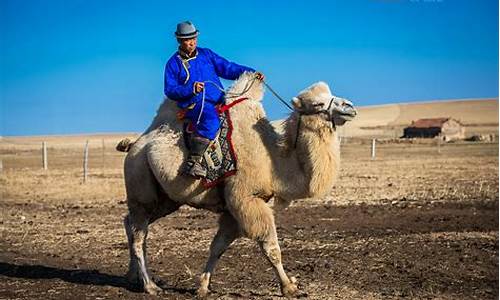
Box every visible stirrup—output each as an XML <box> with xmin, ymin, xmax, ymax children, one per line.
<box><xmin>181</xmin><ymin>159</ymin><xmax>207</xmax><ymax>178</ymax></box>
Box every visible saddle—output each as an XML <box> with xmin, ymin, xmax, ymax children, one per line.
<box><xmin>182</xmin><ymin>99</ymin><xmax>246</xmax><ymax>188</ymax></box>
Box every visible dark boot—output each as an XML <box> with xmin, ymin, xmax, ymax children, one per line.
<box><xmin>181</xmin><ymin>135</ymin><xmax>210</xmax><ymax>178</ymax></box>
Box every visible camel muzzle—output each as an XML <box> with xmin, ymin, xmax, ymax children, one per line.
<box><xmin>329</xmin><ymin>96</ymin><xmax>357</xmax><ymax>126</ymax></box>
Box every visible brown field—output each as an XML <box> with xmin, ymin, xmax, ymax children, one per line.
<box><xmin>341</xmin><ymin>98</ymin><xmax>499</xmax><ymax>138</ymax></box>
<box><xmin>0</xmin><ymin>133</ymin><xmax>498</xmax><ymax>300</ymax></box>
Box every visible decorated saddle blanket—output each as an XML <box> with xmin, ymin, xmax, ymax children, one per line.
<box><xmin>182</xmin><ymin>106</ymin><xmax>239</xmax><ymax>189</ymax></box>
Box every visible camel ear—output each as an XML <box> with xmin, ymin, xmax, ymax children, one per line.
<box><xmin>291</xmin><ymin>97</ymin><xmax>302</xmax><ymax>109</ymax></box>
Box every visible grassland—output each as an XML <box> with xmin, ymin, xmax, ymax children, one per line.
<box><xmin>0</xmin><ymin>133</ymin><xmax>498</xmax><ymax>299</ymax></box>
<box><xmin>341</xmin><ymin>98</ymin><xmax>498</xmax><ymax>138</ymax></box>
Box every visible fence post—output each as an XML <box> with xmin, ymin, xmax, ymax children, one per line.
<box><xmin>0</xmin><ymin>159</ymin><xmax>3</xmax><ymax>173</ymax></box>
<box><xmin>371</xmin><ymin>138</ymin><xmax>376</xmax><ymax>159</ymax></box>
<box><xmin>42</xmin><ymin>141</ymin><xmax>48</xmax><ymax>170</ymax></box>
<box><xmin>83</xmin><ymin>140</ymin><xmax>89</xmax><ymax>183</ymax></box>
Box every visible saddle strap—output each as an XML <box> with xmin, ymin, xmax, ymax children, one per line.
<box><xmin>178</xmin><ymin>98</ymin><xmax>247</xmax><ymax>121</ymax></box>
<box><xmin>217</xmin><ymin>97</ymin><xmax>248</xmax><ymax>113</ymax></box>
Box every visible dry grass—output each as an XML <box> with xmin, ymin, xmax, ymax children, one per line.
<box><xmin>1</xmin><ymin>135</ymin><xmax>497</xmax><ymax>206</ymax></box>
<box><xmin>326</xmin><ymin>141</ymin><xmax>499</xmax><ymax>206</ymax></box>
<box><xmin>341</xmin><ymin>98</ymin><xmax>498</xmax><ymax>138</ymax></box>
<box><xmin>0</xmin><ymin>135</ymin><xmax>498</xmax><ymax>299</ymax></box>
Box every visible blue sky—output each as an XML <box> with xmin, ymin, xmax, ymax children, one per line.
<box><xmin>1</xmin><ymin>0</ymin><xmax>498</xmax><ymax>136</ymax></box>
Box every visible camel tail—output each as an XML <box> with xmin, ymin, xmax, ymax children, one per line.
<box><xmin>116</xmin><ymin>138</ymin><xmax>134</xmax><ymax>152</ymax></box>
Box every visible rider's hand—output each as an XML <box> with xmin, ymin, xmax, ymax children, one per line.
<box><xmin>194</xmin><ymin>81</ymin><xmax>205</xmax><ymax>94</ymax></box>
<box><xmin>255</xmin><ymin>72</ymin><xmax>265</xmax><ymax>81</ymax></box>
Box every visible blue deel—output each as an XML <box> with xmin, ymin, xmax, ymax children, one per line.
<box><xmin>164</xmin><ymin>47</ymin><xmax>255</xmax><ymax>140</ymax></box>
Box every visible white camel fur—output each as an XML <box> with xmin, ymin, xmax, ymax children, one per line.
<box><xmin>122</xmin><ymin>72</ymin><xmax>355</xmax><ymax>297</ymax></box>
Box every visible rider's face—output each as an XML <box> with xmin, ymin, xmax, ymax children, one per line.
<box><xmin>178</xmin><ymin>37</ymin><xmax>197</xmax><ymax>55</ymax></box>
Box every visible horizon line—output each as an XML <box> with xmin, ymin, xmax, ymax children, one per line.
<box><xmin>1</xmin><ymin>96</ymin><xmax>498</xmax><ymax>138</ymax></box>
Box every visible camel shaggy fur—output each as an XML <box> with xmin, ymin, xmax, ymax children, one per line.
<box><xmin>122</xmin><ymin>72</ymin><xmax>353</xmax><ymax>297</ymax></box>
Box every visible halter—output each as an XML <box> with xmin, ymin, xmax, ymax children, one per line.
<box><xmin>199</xmin><ymin>77</ymin><xmax>343</xmax><ymax>150</ymax></box>
<box><xmin>293</xmin><ymin>97</ymin><xmax>336</xmax><ymax>148</ymax></box>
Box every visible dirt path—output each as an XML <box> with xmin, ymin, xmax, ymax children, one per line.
<box><xmin>0</xmin><ymin>200</ymin><xmax>497</xmax><ymax>300</ymax></box>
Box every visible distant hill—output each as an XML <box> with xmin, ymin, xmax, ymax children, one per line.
<box><xmin>339</xmin><ymin>98</ymin><xmax>498</xmax><ymax>138</ymax></box>
<box><xmin>2</xmin><ymin>98</ymin><xmax>497</xmax><ymax>141</ymax></box>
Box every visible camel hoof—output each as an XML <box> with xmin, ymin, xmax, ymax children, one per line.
<box><xmin>196</xmin><ymin>287</ymin><xmax>210</xmax><ymax>298</ymax></box>
<box><xmin>144</xmin><ymin>282</ymin><xmax>163</xmax><ymax>295</ymax></box>
<box><xmin>282</xmin><ymin>283</ymin><xmax>299</xmax><ymax>298</ymax></box>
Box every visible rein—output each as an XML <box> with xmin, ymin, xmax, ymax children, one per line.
<box><xmin>199</xmin><ymin>77</ymin><xmax>337</xmax><ymax>150</ymax></box>
<box><xmin>195</xmin><ymin>77</ymin><xmax>258</xmax><ymax>124</ymax></box>
<box><xmin>262</xmin><ymin>82</ymin><xmax>336</xmax><ymax>149</ymax></box>
<box><xmin>263</xmin><ymin>81</ymin><xmax>294</xmax><ymax>112</ymax></box>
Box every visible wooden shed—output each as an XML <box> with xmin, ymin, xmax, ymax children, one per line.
<box><xmin>403</xmin><ymin>118</ymin><xmax>465</xmax><ymax>141</ymax></box>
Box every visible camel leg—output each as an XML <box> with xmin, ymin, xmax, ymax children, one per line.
<box><xmin>124</xmin><ymin>198</ymin><xmax>180</xmax><ymax>295</ymax></box>
<box><xmin>197</xmin><ymin>212</ymin><xmax>240</xmax><ymax>297</ymax></box>
<box><xmin>124</xmin><ymin>215</ymin><xmax>139</xmax><ymax>284</ymax></box>
<box><xmin>258</xmin><ymin>227</ymin><xmax>298</xmax><ymax>298</ymax></box>
<box><xmin>124</xmin><ymin>209</ymin><xmax>162</xmax><ymax>295</ymax></box>
<box><xmin>227</xmin><ymin>195</ymin><xmax>299</xmax><ymax>297</ymax></box>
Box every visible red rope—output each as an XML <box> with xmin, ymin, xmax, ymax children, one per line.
<box><xmin>217</xmin><ymin>97</ymin><xmax>248</xmax><ymax>113</ymax></box>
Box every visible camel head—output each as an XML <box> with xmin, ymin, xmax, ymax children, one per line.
<box><xmin>292</xmin><ymin>82</ymin><xmax>357</xmax><ymax>127</ymax></box>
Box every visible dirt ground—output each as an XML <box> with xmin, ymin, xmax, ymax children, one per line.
<box><xmin>0</xmin><ymin>138</ymin><xmax>498</xmax><ymax>299</ymax></box>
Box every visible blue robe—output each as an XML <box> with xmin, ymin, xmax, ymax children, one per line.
<box><xmin>164</xmin><ymin>47</ymin><xmax>254</xmax><ymax>140</ymax></box>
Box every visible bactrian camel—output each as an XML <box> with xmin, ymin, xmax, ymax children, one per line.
<box><xmin>121</xmin><ymin>72</ymin><xmax>356</xmax><ymax>297</ymax></box>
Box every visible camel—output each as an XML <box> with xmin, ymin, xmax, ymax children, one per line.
<box><xmin>121</xmin><ymin>72</ymin><xmax>356</xmax><ymax>297</ymax></box>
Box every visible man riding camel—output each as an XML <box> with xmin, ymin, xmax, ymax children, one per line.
<box><xmin>164</xmin><ymin>21</ymin><xmax>264</xmax><ymax>178</ymax></box>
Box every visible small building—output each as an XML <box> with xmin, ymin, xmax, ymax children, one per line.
<box><xmin>403</xmin><ymin>118</ymin><xmax>465</xmax><ymax>141</ymax></box>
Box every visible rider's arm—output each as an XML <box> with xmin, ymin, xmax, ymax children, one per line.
<box><xmin>164</xmin><ymin>61</ymin><xmax>194</xmax><ymax>101</ymax></box>
<box><xmin>206</xmin><ymin>48</ymin><xmax>255</xmax><ymax>80</ymax></box>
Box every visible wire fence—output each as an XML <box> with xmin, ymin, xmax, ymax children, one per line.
<box><xmin>0</xmin><ymin>138</ymin><xmax>129</xmax><ymax>174</ymax></box>
<box><xmin>2</xmin><ymin>136</ymin><xmax>497</xmax><ymax>177</ymax></box>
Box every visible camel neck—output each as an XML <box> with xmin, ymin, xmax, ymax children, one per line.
<box><xmin>280</xmin><ymin>114</ymin><xmax>339</xmax><ymax>200</ymax></box>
